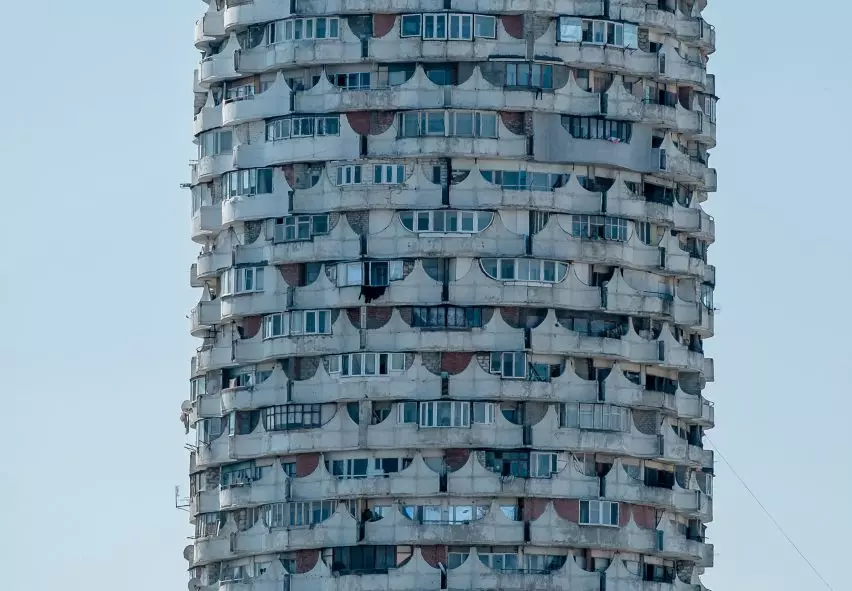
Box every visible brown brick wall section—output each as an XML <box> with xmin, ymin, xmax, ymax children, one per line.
<box><xmin>345</xmin><ymin>111</ymin><xmax>372</xmax><ymax>135</ymax></box>
<box><xmin>554</xmin><ymin>499</ymin><xmax>580</xmax><ymax>522</ymax></box>
<box><xmin>372</xmin><ymin>14</ymin><xmax>396</xmax><ymax>38</ymax></box>
<box><xmin>500</xmin><ymin>111</ymin><xmax>526</xmax><ymax>136</ymax></box>
<box><xmin>629</xmin><ymin>504</ymin><xmax>658</xmax><ymax>529</ymax></box>
<box><xmin>442</xmin><ymin>352</ymin><xmax>473</xmax><ymax>375</ymax></box>
<box><xmin>365</xmin><ymin>307</ymin><xmax>393</xmax><ymax>329</ymax></box>
<box><xmin>398</xmin><ymin>307</ymin><xmax>413</xmax><ymax>325</ymax></box>
<box><xmin>420</xmin><ymin>545</ymin><xmax>447</xmax><ymax>568</ymax></box>
<box><xmin>346</xmin><ymin>308</ymin><xmax>361</xmax><ymax>328</ymax></box>
<box><xmin>295</xmin><ymin>453</ymin><xmax>320</xmax><ymax>477</ymax></box>
<box><xmin>278</xmin><ymin>264</ymin><xmax>303</xmax><ymax>287</ymax></box>
<box><xmin>295</xmin><ymin>550</ymin><xmax>318</xmax><ymax>574</ymax></box>
<box><xmin>524</xmin><ymin>498</ymin><xmax>549</xmax><ymax>521</ymax></box>
<box><xmin>500</xmin><ymin>306</ymin><xmax>522</xmax><ymax>328</ymax></box>
<box><xmin>444</xmin><ymin>449</ymin><xmax>470</xmax><ymax>470</ymax></box>
<box><xmin>240</xmin><ymin>316</ymin><xmax>262</xmax><ymax>339</ymax></box>
<box><xmin>345</xmin><ymin>210</ymin><xmax>369</xmax><ymax>235</ymax></box>
<box><xmin>500</xmin><ymin>15</ymin><xmax>524</xmax><ymax>38</ymax></box>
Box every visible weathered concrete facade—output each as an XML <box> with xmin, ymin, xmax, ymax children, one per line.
<box><xmin>184</xmin><ymin>0</ymin><xmax>718</xmax><ymax>588</ymax></box>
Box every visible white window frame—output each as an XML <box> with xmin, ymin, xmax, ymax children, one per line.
<box><xmin>223</xmin><ymin>168</ymin><xmax>273</xmax><ymax>198</ymax></box>
<box><xmin>337</xmin><ymin>165</ymin><xmax>363</xmax><ymax>186</ymax></box>
<box><xmin>268</xmin><ymin>17</ymin><xmax>340</xmax><ymax>43</ymax></box>
<box><xmin>530</xmin><ymin>452</ymin><xmax>558</xmax><ymax>477</ymax></box>
<box><xmin>263</xmin><ymin>313</ymin><xmax>288</xmax><ymax>339</ymax></box>
<box><xmin>480</xmin><ymin>258</ymin><xmax>568</xmax><ymax>283</ymax></box>
<box><xmin>291</xmin><ymin>309</ymin><xmax>331</xmax><ymax>335</ymax></box>
<box><xmin>198</xmin><ymin>129</ymin><xmax>233</xmax><ymax>158</ymax></box>
<box><xmin>580</xmin><ymin>500</ymin><xmax>620</xmax><ymax>527</ymax></box>
<box><xmin>422</xmin><ymin>13</ymin><xmax>448</xmax><ymax>39</ymax></box>
<box><xmin>288</xmin><ymin>500</ymin><xmax>334</xmax><ymax>527</ymax></box>
<box><xmin>560</xmin><ymin>403</ymin><xmax>628</xmax><ymax>431</ymax></box>
<box><xmin>190</xmin><ymin>376</ymin><xmax>206</xmax><ymax>401</ymax></box>
<box><xmin>400</xmin><ymin>14</ymin><xmax>423</xmax><ymax>37</ymax></box>
<box><xmin>419</xmin><ymin>400</ymin><xmax>470</xmax><ymax>428</ymax></box>
<box><xmin>489</xmin><ymin>352</ymin><xmax>526</xmax><ymax>379</ymax></box>
<box><xmin>448</xmin><ymin>14</ymin><xmax>473</xmax><ymax>40</ymax></box>
<box><xmin>332</xmin><ymin>352</ymin><xmax>406</xmax><ymax>377</ymax></box>
<box><xmin>374</xmin><ymin>164</ymin><xmax>406</xmax><ymax>185</ymax></box>
<box><xmin>274</xmin><ymin>214</ymin><xmax>328</xmax><ymax>242</ymax></box>
<box><xmin>227</xmin><ymin>266</ymin><xmax>265</xmax><ymax>294</ymax></box>
<box><xmin>473</xmin><ymin>14</ymin><xmax>497</xmax><ymax>38</ymax></box>
<box><xmin>403</xmin><ymin>210</ymin><xmax>491</xmax><ymax>233</ymax></box>
<box><xmin>472</xmin><ymin>401</ymin><xmax>495</xmax><ymax>425</ymax></box>
<box><xmin>336</xmin><ymin>261</ymin><xmax>404</xmax><ymax>287</ymax></box>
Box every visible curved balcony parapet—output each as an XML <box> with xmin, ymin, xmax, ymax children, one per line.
<box><xmin>293</xmin><ymin>455</ymin><xmax>440</xmax><ymax>501</ymax></box>
<box><xmin>367</xmin><ymin>211</ymin><xmax>526</xmax><ymax>259</ymax></box>
<box><xmin>367</xmin><ymin>407</ymin><xmax>524</xmax><ymax>450</ymax></box>
<box><xmin>236</xmin><ymin>22</ymin><xmax>364</xmax><ymax>73</ymax></box>
<box><xmin>548</xmin><ymin>35</ymin><xmax>659</xmax><ymax>78</ymax></box>
<box><xmin>199</xmin><ymin>34</ymin><xmax>240</xmax><ymax>85</ymax></box>
<box><xmin>450</xmin><ymin>259</ymin><xmax>602</xmax><ymax>311</ymax></box>
<box><xmin>233</xmin><ymin>119</ymin><xmax>361</xmax><ymax>168</ymax></box>
<box><xmin>530</xmin><ymin>503</ymin><xmax>655</xmax><ymax>551</ymax></box>
<box><xmin>295</xmin><ymin>161</ymin><xmax>443</xmax><ymax>213</ymax></box>
<box><xmin>672</xmin><ymin>201</ymin><xmax>715</xmax><ymax>240</ymax></box>
<box><xmin>221</xmin><ymin>174</ymin><xmax>292</xmax><ymax>226</ymax></box>
<box><xmin>658</xmin><ymin>43</ymin><xmax>707</xmax><ymax>86</ymax></box>
<box><xmin>196</xmin><ymin>250</ymin><xmax>232</xmax><ymax>279</ymax></box>
<box><xmin>224</xmin><ymin>0</ymin><xmax>292</xmax><ymax>31</ymax></box>
<box><xmin>450</xmin><ymin>164</ymin><xmax>601</xmax><ymax>213</ymax></box>
<box><xmin>190</xmin><ymin>299</ymin><xmax>222</xmax><ymax>337</ymax></box>
<box><xmin>220</xmin><ymin>287</ymin><xmax>291</xmax><ymax>322</ymax></box>
<box><xmin>368</xmin><ymin>116</ymin><xmax>528</xmax><ymax>161</ymax></box>
<box><xmin>191</xmin><ymin>489</ymin><xmax>220</xmax><ymax>515</ymax></box>
<box><xmin>194</xmin><ymin>91</ymin><xmax>223</xmax><ymax>135</ymax></box>
<box><xmin>289</xmin><ymin>548</ymin><xmax>442</xmax><ymax>591</ymax></box>
<box><xmin>447</xmin><ymin>546</ymin><xmax>600</xmax><ymax>591</ymax></box>
<box><xmin>365</xmin><ymin>501</ymin><xmax>524</xmax><ymax>546</ymax></box>
<box><xmin>219</xmin><ymin>464</ymin><xmax>289</xmax><ymax>510</ymax></box>
<box><xmin>196</xmin><ymin>410</ymin><xmax>361</xmax><ymax>467</ymax></box>
<box><xmin>235</xmin><ymin>314</ymin><xmax>362</xmax><ymax>362</ymax></box>
<box><xmin>223</xmin><ymin>72</ymin><xmax>293</xmax><ymax>126</ymax></box>
<box><xmin>191</xmin><ymin>205</ymin><xmax>223</xmax><ymax>241</ymax></box>
<box><xmin>193</xmin><ymin>152</ymin><xmax>235</xmax><ymax>184</ymax></box>
<box><xmin>365</xmin><ymin>308</ymin><xmax>526</xmax><ymax>353</ymax></box>
<box><xmin>603</xmin><ymin>269</ymin><xmax>670</xmax><ymax>318</ymax></box>
<box><xmin>195</xmin><ymin>8</ymin><xmax>225</xmax><ymax>46</ymax></box>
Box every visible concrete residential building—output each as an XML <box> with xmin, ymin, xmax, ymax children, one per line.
<box><xmin>183</xmin><ymin>0</ymin><xmax>717</xmax><ymax>588</ymax></box>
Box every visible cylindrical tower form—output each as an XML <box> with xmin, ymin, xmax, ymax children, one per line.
<box><xmin>184</xmin><ymin>0</ymin><xmax>717</xmax><ymax>588</ymax></box>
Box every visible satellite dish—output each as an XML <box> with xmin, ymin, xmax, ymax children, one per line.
<box><xmin>181</xmin><ymin>400</ymin><xmax>193</xmax><ymax>413</ymax></box>
<box><xmin>188</xmin><ymin>578</ymin><xmax>201</xmax><ymax>591</ymax></box>
<box><xmin>183</xmin><ymin>544</ymin><xmax>194</xmax><ymax>562</ymax></box>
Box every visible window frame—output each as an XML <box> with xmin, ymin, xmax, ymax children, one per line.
<box><xmin>480</xmin><ymin>258</ymin><xmax>568</xmax><ymax>283</ymax></box>
<box><xmin>489</xmin><ymin>352</ymin><xmax>527</xmax><ymax>379</ymax></box>
<box><xmin>228</xmin><ymin>266</ymin><xmax>265</xmax><ymax>294</ymax></box>
<box><xmin>331</xmin><ymin>352</ymin><xmax>407</xmax><ymax>377</ymax></box>
<box><xmin>560</xmin><ymin>403</ymin><xmax>629</xmax><ymax>432</ymax></box>
<box><xmin>579</xmin><ymin>499</ymin><xmax>620</xmax><ymax>527</ymax></box>
<box><xmin>263</xmin><ymin>404</ymin><xmax>323</xmax><ymax>431</ymax></box>
<box><xmin>419</xmin><ymin>400</ymin><xmax>471</xmax><ymax>428</ymax></box>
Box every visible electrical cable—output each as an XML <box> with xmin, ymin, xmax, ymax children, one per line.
<box><xmin>705</xmin><ymin>435</ymin><xmax>835</xmax><ymax>591</ymax></box>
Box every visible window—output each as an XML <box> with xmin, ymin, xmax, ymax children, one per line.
<box><xmin>337</xmin><ymin>165</ymin><xmax>362</xmax><ymax>185</ymax></box>
<box><xmin>198</xmin><ymin>129</ymin><xmax>233</xmax><ymax>157</ymax></box>
<box><xmin>398</xmin><ymin>402</ymin><xmax>418</xmax><ymax>424</ymax></box>
<box><xmin>557</xmin><ymin>17</ymin><xmax>637</xmax><ymax>48</ymax></box>
<box><xmin>580</xmin><ymin>500</ymin><xmax>619</xmax><ymax>526</ymax></box>
<box><xmin>221</xmin><ymin>462</ymin><xmax>262</xmax><ymax>487</ymax></box>
<box><xmin>400</xmin><ymin>14</ymin><xmax>422</xmax><ymax>37</ymax></box>
<box><xmin>530</xmin><ymin>452</ymin><xmax>558</xmax><ymax>477</ymax></box>
<box><xmin>399</xmin><ymin>111</ymin><xmax>497</xmax><ymax>138</ymax></box>
<box><xmin>423</xmin><ymin>13</ymin><xmax>447</xmax><ymax>39</ymax></box>
<box><xmin>481</xmin><ymin>170</ymin><xmax>569</xmax><ymax>191</ymax></box>
<box><xmin>419</xmin><ymin>401</ymin><xmax>470</xmax><ymax>427</ymax></box>
<box><xmin>505</xmin><ymin>63</ymin><xmax>554</xmax><ymax>89</ymax></box>
<box><xmin>410</xmin><ymin>504</ymin><xmax>488</xmax><ymax>523</ymax></box>
<box><xmin>560</xmin><ymin>403</ymin><xmax>628</xmax><ymax>431</ymax></box>
<box><xmin>400</xmin><ymin>210</ymin><xmax>493</xmax><ymax>233</ymax></box>
<box><xmin>374</xmin><ymin>164</ymin><xmax>406</xmax><ymax>184</ymax></box>
<box><xmin>701</xmin><ymin>283</ymin><xmax>714</xmax><ymax>309</ymax></box>
<box><xmin>479</xmin><ymin>552</ymin><xmax>518</xmax><ymax>571</ymax></box>
<box><xmin>484</xmin><ymin>450</ymin><xmax>530</xmax><ymax>477</ymax></box>
<box><xmin>291</xmin><ymin>309</ymin><xmax>331</xmax><ymax>335</ymax></box>
<box><xmin>332</xmin><ymin>72</ymin><xmax>371</xmax><ymax>89</ymax></box>
<box><xmin>489</xmin><ymin>352</ymin><xmax>526</xmax><ymax>378</ymax></box>
<box><xmin>263</xmin><ymin>313</ymin><xmax>287</xmax><ymax>339</ymax></box>
<box><xmin>327</xmin><ymin>457</ymin><xmax>411</xmax><ymax>479</ymax></box>
<box><xmin>326</xmin><ymin>545</ymin><xmax>408</xmax><ymax>574</ymax></box>
<box><xmin>336</xmin><ymin>261</ymin><xmax>404</xmax><ymax>287</ymax></box>
<box><xmin>226</xmin><ymin>266</ymin><xmax>265</xmax><ymax>294</ymax></box>
<box><xmin>224</xmin><ymin>84</ymin><xmax>254</xmax><ymax>102</ymax></box>
<box><xmin>473</xmin><ymin>15</ymin><xmax>497</xmax><ymax>38</ymax></box>
<box><xmin>266</xmin><ymin>115</ymin><xmax>340</xmax><ymax>140</ymax></box>
<box><xmin>411</xmin><ymin>306</ymin><xmax>483</xmax><ymax>329</ymax></box>
<box><xmin>274</xmin><ymin>214</ymin><xmax>329</xmax><ymax>242</ymax></box>
<box><xmin>448</xmin><ymin>14</ymin><xmax>473</xmax><ymax>39</ymax></box>
<box><xmin>288</xmin><ymin>500</ymin><xmax>334</xmax><ymax>526</ymax></box>
<box><xmin>263</xmin><ymin>404</ymin><xmax>322</xmax><ymax>431</ymax></box>
<box><xmin>564</xmin><ymin>116</ymin><xmax>633</xmax><ymax>143</ymax></box>
<box><xmin>267</xmin><ymin>17</ymin><xmax>340</xmax><ymax>43</ymax></box>
<box><xmin>571</xmin><ymin>215</ymin><xmax>628</xmax><ymax>241</ymax></box>
<box><xmin>332</xmin><ymin>352</ymin><xmax>406</xmax><ymax>377</ymax></box>
<box><xmin>480</xmin><ymin>258</ymin><xmax>568</xmax><ymax>282</ymax></box>
<box><xmin>190</xmin><ymin>376</ymin><xmax>206</xmax><ymax>401</ymax></box>
<box><xmin>472</xmin><ymin>401</ymin><xmax>495</xmax><ymax>424</ymax></box>
<box><xmin>223</xmin><ymin>168</ymin><xmax>273</xmax><ymax>197</ymax></box>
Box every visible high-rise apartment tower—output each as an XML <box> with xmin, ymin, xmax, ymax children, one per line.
<box><xmin>184</xmin><ymin>0</ymin><xmax>717</xmax><ymax>588</ymax></box>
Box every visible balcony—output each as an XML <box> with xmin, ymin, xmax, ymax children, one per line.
<box><xmin>193</xmin><ymin>92</ymin><xmax>223</xmax><ymax>135</ymax></box>
<box><xmin>677</xmin><ymin>15</ymin><xmax>716</xmax><ymax>54</ymax></box>
<box><xmin>367</xmin><ymin>408</ymin><xmax>524</xmax><ymax>450</ymax></box>
<box><xmin>191</xmin><ymin>205</ymin><xmax>222</xmax><ymax>242</ymax></box>
<box><xmin>294</xmin><ymin>162</ymin><xmax>443</xmax><ymax>213</ymax></box>
<box><xmin>221</xmin><ymin>171</ymin><xmax>291</xmax><ymax>227</ymax></box>
<box><xmin>190</xmin><ymin>300</ymin><xmax>222</xmax><ymax>337</ymax></box>
<box><xmin>222</xmin><ymin>73</ymin><xmax>292</xmax><ymax>126</ymax></box>
<box><xmin>235</xmin><ymin>313</ymin><xmax>361</xmax><ymax>362</ymax></box>
<box><xmin>246</xmin><ymin>214</ymin><xmax>361</xmax><ymax>265</ymax></box>
<box><xmin>194</xmin><ymin>9</ymin><xmax>225</xmax><ymax>46</ymax></box>
<box><xmin>199</xmin><ymin>35</ymin><xmax>240</xmax><ymax>85</ymax></box>
<box><xmin>235</xmin><ymin>24</ymin><xmax>363</xmax><ymax>73</ymax></box>
<box><xmin>288</xmin><ymin>548</ymin><xmax>441</xmax><ymax>591</ymax></box>
<box><xmin>232</xmin><ymin>120</ymin><xmax>360</xmax><ymax>168</ymax></box>
<box><xmin>196</xmin><ymin>249</ymin><xmax>231</xmax><ymax>280</ymax></box>
<box><xmin>366</xmin><ymin>212</ymin><xmax>526</xmax><ymax>260</ymax></box>
<box><xmin>220</xmin><ymin>287</ymin><xmax>289</xmax><ymax>322</ymax></box>
<box><xmin>224</xmin><ymin>0</ymin><xmax>292</xmax><ymax>31</ymax></box>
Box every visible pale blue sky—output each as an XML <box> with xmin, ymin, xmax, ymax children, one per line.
<box><xmin>0</xmin><ymin>1</ymin><xmax>847</xmax><ymax>589</ymax></box>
